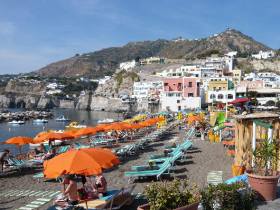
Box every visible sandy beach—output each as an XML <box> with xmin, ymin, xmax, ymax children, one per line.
<box><xmin>0</xmin><ymin>126</ymin><xmax>236</xmax><ymax>210</ymax></box>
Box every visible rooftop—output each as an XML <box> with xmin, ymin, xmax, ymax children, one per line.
<box><xmin>233</xmin><ymin>112</ymin><xmax>279</xmax><ymax>120</ymax></box>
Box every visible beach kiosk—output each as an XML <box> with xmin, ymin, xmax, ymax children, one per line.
<box><xmin>233</xmin><ymin>112</ymin><xmax>280</xmax><ymax>170</ymax></box>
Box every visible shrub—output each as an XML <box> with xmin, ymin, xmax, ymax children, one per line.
<box><xmin>201</xmin><ymin>182</ymin><xmax>255</xmax><ymax>210</ymax></box>
<box><xmin>144</xmin><ymin>179</ymin><xmax>200</xmax><ymax>210</ymax></box>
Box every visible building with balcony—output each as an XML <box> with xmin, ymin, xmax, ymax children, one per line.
<box><xmin>207</xmin><ymin>90</ymin><xmax>236</xmax><ymax>104</ymax></box>
<box><xmin>133</xmin><ymin>81</ymin><xmax>163</xmax><ymax>99</ymax></box>
<box><xmin>160</xmin><ymin>77</ymin><xmax>201</xmax><ymax>112</ymax></box>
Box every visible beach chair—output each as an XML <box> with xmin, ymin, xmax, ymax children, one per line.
<box><xmin>124</xmin><ymin>160</ymin><xmax>171</xmax><ymax>180</ymax></box>
<box><xmin>74</xmin><ymin>142</ymin><xmax>90</xmax><ymax>149</ymax></box>
<box><xmin>149</xmin><ymin>146</ymin><xmax>181</xmax><ymax>160</ymax></box>
<box><xmin>76</xmin><ymin>185</ymin><xmax>135</xmax><ymax>210</ymax></box>
<box><xmin>149</xmin><ymin>150</ymin><xmax>183</xmax><ymax>165</ymax></box>
<box><xmin>57</xmin><ymin>145</ymin><xmax>70</xmax><ymax>154</ymax></box>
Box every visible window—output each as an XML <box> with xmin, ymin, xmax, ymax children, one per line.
<box><xmin>210</xmin><ymin>94</ymin><xmax>216</xmax><ymax>99</ymax></box>
<box><xmin>218</xmin><ymin>94</ymin><xmax>223</xmax><ymax>99</ymax></box>
<box><xmin>178</xmin><ymin>106</ymin><xmax>181</xmax><ymax>111</ymax></box>
<box><xmin>177</xmin><ymin>100</ymin><xmax>180</xmax><ymax>103</ymax></box>
<box><xmin>188</xmin><ymin>82</ymin><xmax>193</xmax><ymax>87</ymax></box>
<box><xmin>228</xmin><ymin>94</ymin><xmax>233</xmax><ymax>99</ymax></box>
<box><xmin>188</xmin><ymin>93</ymin><xmax>194</xmax><ymax>97</ymax></box>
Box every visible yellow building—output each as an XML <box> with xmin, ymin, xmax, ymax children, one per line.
<box><xmin>208</xmin><ymin>79</ymin><xmax>228</xmax><ymax>91</ymax></box>
<box><xmin>232</xmin><ymin>69</ymin><xmax>242</xmax><ymax>85</ymax></box>
<box><xmin>205</xmin><ymin>79</ymin><xmax>228</xmax><ymax>103</ymax></box>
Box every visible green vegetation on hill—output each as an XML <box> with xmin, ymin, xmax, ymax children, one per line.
<box><xmin>35</xmin><ymin>29</ymin><xmax>271</xmax><ymax>78</ymax></box>
<box><xmin>115</xmin><ymin>70</ymin><xmax>140</xmax><ymax>92</ymax></box>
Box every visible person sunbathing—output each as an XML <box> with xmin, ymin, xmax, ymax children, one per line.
<box><xmin>0</xmin><ymin>149</ymin><xmax>10</xmax><ymax>172</ymax></box>
<box><xmin>55</xmin><ymin>175</ymin><xmax>79</xmax><ymax>207</ymax></box>
<box><xmin>43</xmin><ymin>148</ymin><xmax>56</xmax><ymax>160</ymax></box>
<box><xmin>93</xmin><ymin>173</ymin><xmax>107</xmax><ymax>196</ymax></box>
<box><xmin>35</xmin><ymin>144</ymin><xmax>46</xmax><ymax>155</ymax></box>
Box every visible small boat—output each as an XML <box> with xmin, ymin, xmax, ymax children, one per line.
<box><xmin>55</xmin><ymin>115</ymin><xmax>70</xmax><ymax>122</ymax></box>
<box><xmin>65</xmin><ymin>121</ymin><xmax>87</xmax><ymax>130</ymax></box>
<box><xmin>97</xmin><ymin>118</ymin><xmax>114</xmax><ymax>124</ymax></box>
<box><xmin>33</xmin><ymin>119</ymin><xmax>48</xmax><ymax>123</ymax></box>
<box><xmin>8</xmin><ymin>120</ymin><xmax>25</xmax><ymax>125</ymax></box>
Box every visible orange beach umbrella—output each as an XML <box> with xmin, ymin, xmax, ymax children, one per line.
<box><xmin>71</xmin><ymin>127</ymin><xmax>98</xmax><ymax>138</ymax></box>
<box><xmin>43</xmin><ymin>148</ymin><xmax>120</xmax><ymax>179</ymax></box>
<box><xmin>5</xmin><ymin>136</ymin><xmax>34</xmax><ymax>146</ymax></box>
<box><xmin>103</xmin><ymin>122</ymin><xmax>133</xmax><ymax>131</ymax></box>
<box><xmin>33</xmin><ymin>132</ymin><xmax>75</xmax><ymax>143</ymax></box>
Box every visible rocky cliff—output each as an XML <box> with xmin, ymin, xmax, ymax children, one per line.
<box><xmin>90</xmin><ymin>96</ymin><xmax>136</xmax><ymax>112</ymax></box>
<box><xmin>5</xmin><ymin>79</ymin><xmax>46</xmax><ymax>95</ymax></box>
<box><xmin>250</xmin><ymin>58</ymin><xmax>280</xmax><ymax>72</ymax></box>
<box><xmin>76</xmin><ymin>92</ymin><xmax>92</xmax><ymax>110</ymax></box>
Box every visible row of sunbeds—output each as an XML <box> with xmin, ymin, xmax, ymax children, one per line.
<box><xmin>112</xmin><ymin>121</ymin><xmax>179</xmax><ymax>158</ymax></box>
<box><xmin>124</xmin><ymin>127</ymin><xmax>195</xmax><ymax>180</ymax></box>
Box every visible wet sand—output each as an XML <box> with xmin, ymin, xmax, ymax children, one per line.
<box><xmin>0</xmin><ymin>127</ymin><xmax>234</xmax><ymax>209</ymax></box>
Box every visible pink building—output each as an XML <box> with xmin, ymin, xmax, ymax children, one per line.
<box><xmin>239</xmin><ymin>80</ymin><xmax>264</xmax><ymax>89</ymax></box>
<box><xmin>163</xmin><ymin>77</ymin><xmax>200</xmax><ymax>97</ymax></box>
<box><xmin>161</xmin><ymin>77</ymin><xmax>201</xmax><ymax>112</ymax></box>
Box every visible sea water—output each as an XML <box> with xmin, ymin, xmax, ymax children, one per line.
<box><xmin>0</xmin><ymin>109</ymin><xmax>122</xmax><ymax>154</ymax></box>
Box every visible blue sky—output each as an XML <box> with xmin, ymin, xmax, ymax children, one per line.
<box><xmin>0</xmin><ymin>0</ymin><xmax>279</xmax><ymax>74</ymax></box>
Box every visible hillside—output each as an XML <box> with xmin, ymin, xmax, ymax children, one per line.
<box><xmin>35</xmin><ymin>29</ymin><xmax>271</xmax><ymax>78</ymax></box>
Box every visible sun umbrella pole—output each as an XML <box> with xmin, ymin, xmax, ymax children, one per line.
<box><xmin>82</xmin><ymin>182</ymin><xmax>88</xmax><ymax>210</ymax></box>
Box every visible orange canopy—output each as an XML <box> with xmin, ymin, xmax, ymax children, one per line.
<box><xmin>72</xmin><ymin>127</ymin><xmax>98</xmax><ymax>138</ymax></box>
<box><xmin>43</xmin><ymin>148</ymin><xmax>120</xmax><ymax>178</ymax></box>
<box><xmin>5</xmin><ymin>136</ymin><xmax>34</xmax><ymax>146</ymax></box>
<box><xmin>94</xmin><ymin>124</ymin><xmax>110</xmax><ymax>133</ymax></box>
<box><xmin>33</xmin><ymin>132</ymin><xmax>75</xmax><ymax>143</ymax></box>
<box><xmin>103</xmin><ymin>122</ymin><xmax>133</xmax><ymax>131</ymax></box>
<box><xmin>130</xmin><ymin>123</ymin><xmax>145</xmax><ymax>129</ymax></box>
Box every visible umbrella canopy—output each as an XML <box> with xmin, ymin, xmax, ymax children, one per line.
<box><xmin>33</xmin><ymin>132</ymin><xmax>75</xmax><ymax>143</ymax></box>
<box><xmin>5</xmin><ymin>136</ymin><xmax>34</xmax><ymax>146</ymax></box>
<box><xmin>103</xmin><ymin>122</ymin><xmax>133</xmax><ymax>131</ymax></box>
<box><xmin>72</xmin><ymin>127</ymin><xmax>98</xmax><ymax>138</ymax></box>
<box><xmin>43</xmin><ymin>148</ymin><xmax>119</xmax><ymax>178</ymax></box>
<box><xmin>229</xmin><ymin>97</ymin><xmax>250</xmax><ymax>105</ymax></box>
<box><xmin>94</xmin><ymin>124</ymin><xmax>110</xmax><ymax>133</ymax></box>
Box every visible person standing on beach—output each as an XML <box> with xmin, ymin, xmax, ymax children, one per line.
<box><xmin>0</xmin><ymin>149</ymin><xmax>10</xmax><ymax>172</ymax></box>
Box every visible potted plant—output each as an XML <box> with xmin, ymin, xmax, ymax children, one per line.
<box><xmin>138</xmin><ymin>179</ymin><xmax>200</xmax><ymax>210</ymax></box>
<box><xmin>247</xmin><ymin>138</ymin><xmax>279</xmax><ymax>201</ymax></box>
<box><xmin>201</xmin><ymin>182</ymin><xmax>255</xmax><ymax>210</ymax></box>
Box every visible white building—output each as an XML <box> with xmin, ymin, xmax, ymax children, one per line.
<box><xmin>200</xmin><ymin>67</ymin><xmax>222</xmax><ymax>78</ymax></box>
<box><xmin>161</xmin><ymin>94</ymin><xmax>201</xmax><ymax>112</ymax></box>
<box><xmin>98</xmin><ymin>76</ymin><xmax>111</xmax><ymax>85</ymax></box>
<box><xmin>252</xmin><ymin>50</ymin><xmax>275</xmax><ymax>59</ymax></box>
<box><xmin>244</xmin><ymin>72</ymin><xmax>280</xmax><ymax>88</ymax></box>
<box><xmin>46</xmin><ymin>89</ymin><xmax>62</xmax><ymax>95</ymax></box>
<box><xmin>119</xmin><ymin>60</ymin><xmax>136</xmax><ymax>70</ymax></box>
<box><xmin>46</xmin><ymin>83</ymin><xmax>58</xmax><ymax>90</ymax></box>
<box><xmin>207</xmin><ymin>90</ymin><xmax>236</xmax><ymax>104</ymax></box>
<box><xmin>140</xmin><ymin>57</ymin><xmax>164</xmax><ymax>65</ymax></box>
<box><xmin>133</xmin><ymin>81</ymin><xmax>163</xmax><ymax>99</ymax></box>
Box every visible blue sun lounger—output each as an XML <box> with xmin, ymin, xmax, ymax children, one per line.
<box><xmin>124</xmin><ymin>160</ymin><xmax>171</xmax><ymax>180</ymax></box>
